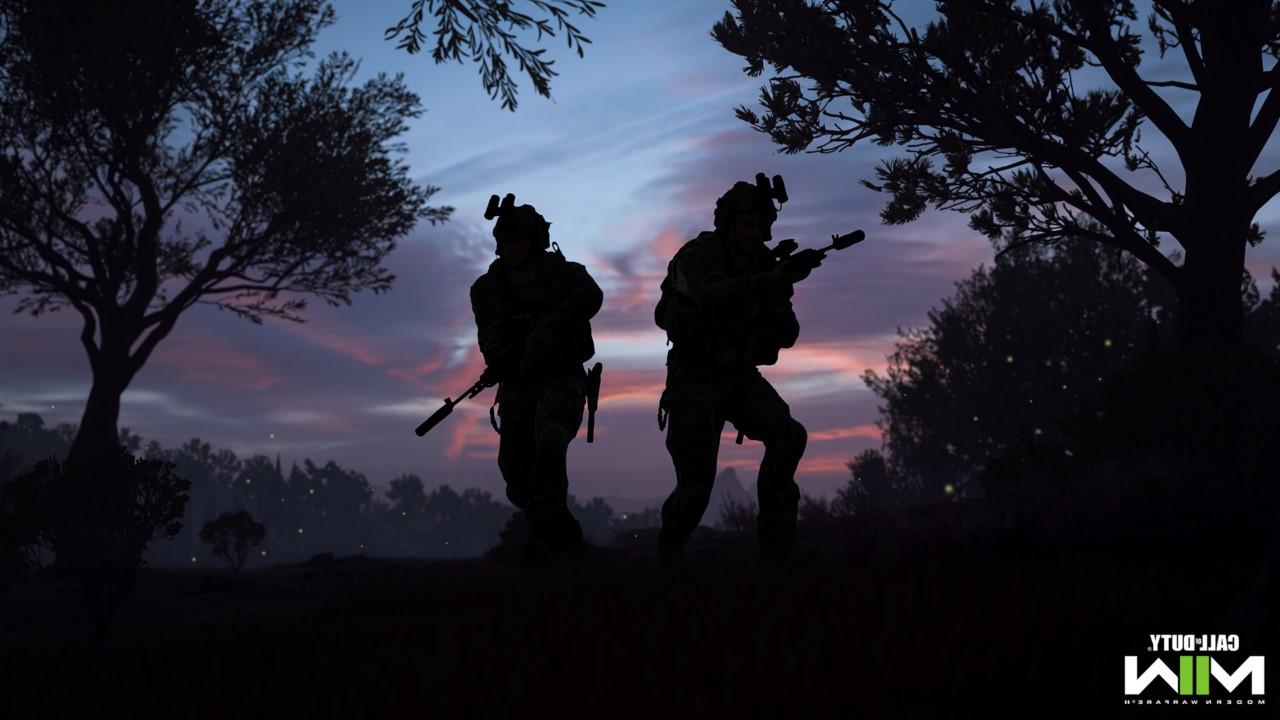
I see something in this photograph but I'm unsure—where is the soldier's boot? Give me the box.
[655,542,688,572]
[522,509,583,564]
[521,536,555,564]
[551,507,586,554]
[656,483,711,568]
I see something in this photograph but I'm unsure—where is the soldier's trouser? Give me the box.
[658,364,807,549]
[496,373,585,546]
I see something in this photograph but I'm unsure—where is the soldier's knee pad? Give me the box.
[678,483,713,510]
[767,418,807,459]
[505,485,530,510]
[537,422,571,452]
[789,419,808,453]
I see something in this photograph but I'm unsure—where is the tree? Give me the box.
[0,413,72,484]
[199,510,266,576]
[386,473,427,547]
[386,0,605,110]
[1246,268,1280,355]
[798,493,836,528]
[713,0,1280,358]
[302,459,374,522]
[0,0,446,463]
[387,473,428,519]
[835,448,900,514]
[569,495,614,544]
[417,484,511,556]
[610,506,660,536]
[287,459,374,554]
[234,454,287,533]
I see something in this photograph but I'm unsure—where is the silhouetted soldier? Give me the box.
[654,175,824,561]
[471,196,603,560]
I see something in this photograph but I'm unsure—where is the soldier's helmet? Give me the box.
[493,204,551,250]
[713,174,788,231]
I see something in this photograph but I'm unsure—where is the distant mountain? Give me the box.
[706,466,753,526]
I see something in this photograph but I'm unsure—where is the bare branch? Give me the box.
[1144,79,1199,91]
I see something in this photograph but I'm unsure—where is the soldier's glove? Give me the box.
[773,248,824,285]
[479,365,504,387]
[521,322,555,374]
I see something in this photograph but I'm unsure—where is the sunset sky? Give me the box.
[5,0,1280,505]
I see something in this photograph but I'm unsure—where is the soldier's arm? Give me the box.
[469,276,511,370]
[545,261,604,330]
[673,246,783,313]
[775,302,800,348]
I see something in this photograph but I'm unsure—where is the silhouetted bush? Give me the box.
[983,348,1280,551]
[8,447,189,637]
[716,495,757,534]
[200,510,267,576]
[798,493,836,528]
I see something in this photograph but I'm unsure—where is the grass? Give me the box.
[2,532,1275,717]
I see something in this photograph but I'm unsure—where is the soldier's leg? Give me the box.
[657,371,725,549]
[497,388,537,512]
[528,375,586,548]
[726,371,806,551]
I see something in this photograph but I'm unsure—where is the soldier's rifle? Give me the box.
[770,229,866,264]
[728,229,866,446]
[414,377,495,437]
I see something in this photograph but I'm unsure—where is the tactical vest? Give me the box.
[655,232,797,368]
[483,250,595,371]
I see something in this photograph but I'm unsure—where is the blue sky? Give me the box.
[5,0,1280,506]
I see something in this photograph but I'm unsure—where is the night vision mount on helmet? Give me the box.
[713,172,790,231]
[485,192,552,250]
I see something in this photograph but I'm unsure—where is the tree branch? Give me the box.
[1144,79,1199,91]
[945,0,1192,154]
[1247,64,1280,168]
[1248,165,1280,211]
[1156,0,1206,84]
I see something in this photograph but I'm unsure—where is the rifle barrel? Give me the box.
[414,399,456,437]
[414,378,496,437]
[817,229,865,254]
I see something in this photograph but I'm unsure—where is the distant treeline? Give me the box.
[0,414,660,566]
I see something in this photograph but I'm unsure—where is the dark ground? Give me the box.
[2,529,1275,718]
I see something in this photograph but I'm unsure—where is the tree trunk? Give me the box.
[67,354,133,466]
[1177,236,1247,359]
[1174,4,1258,361]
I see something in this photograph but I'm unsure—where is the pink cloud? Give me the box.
[152,335,282,391]
[797,454,855,477]
[597,367,666,407]
[775,341,893,378]
[446,411,500,462]
[274,320,387,368]
[386,355,449,387]
[808,424,882,442]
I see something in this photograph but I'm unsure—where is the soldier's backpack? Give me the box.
[654,234,712,347]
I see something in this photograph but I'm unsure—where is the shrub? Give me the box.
[8,447,189,638]
[717,495,757,534]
